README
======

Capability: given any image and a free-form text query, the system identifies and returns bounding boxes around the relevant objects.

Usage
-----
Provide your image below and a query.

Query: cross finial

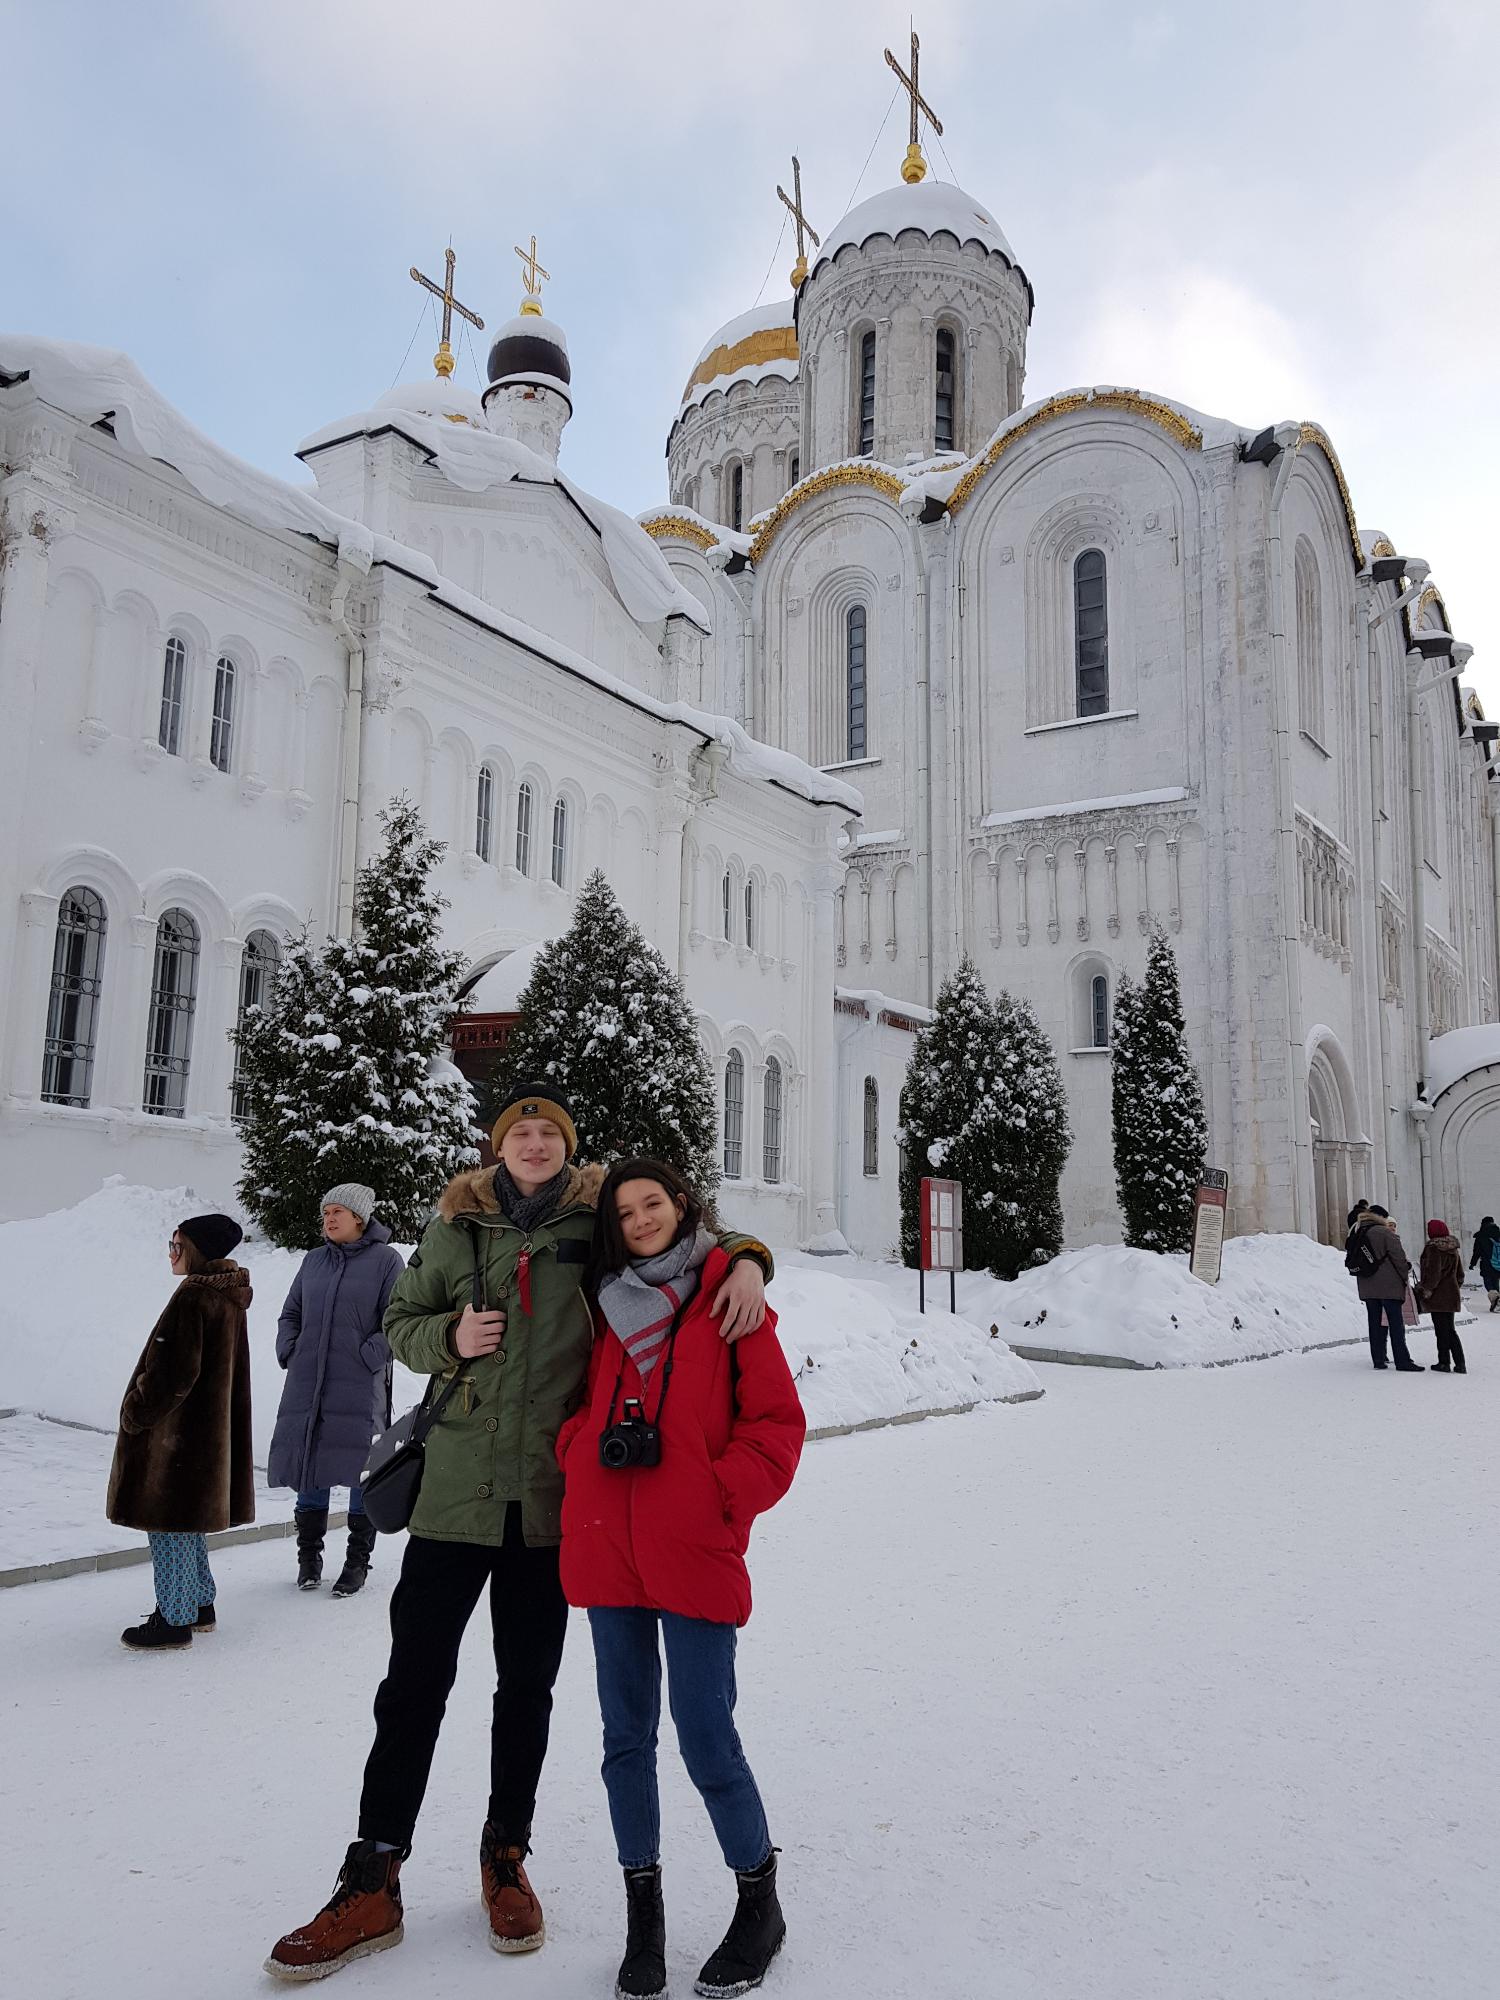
[409,244,485,380]
[776,156,821,289]
[884,29,943,184]
[514,235,551,317]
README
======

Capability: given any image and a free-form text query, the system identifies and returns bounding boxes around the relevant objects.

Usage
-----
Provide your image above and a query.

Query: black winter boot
[193,1602,216,1632]
[295,1506,328,1590]
[694,1852,785,1997]
[331,1514,377,1597]
[617,1867,667,2000]
[121,1607,192,1651]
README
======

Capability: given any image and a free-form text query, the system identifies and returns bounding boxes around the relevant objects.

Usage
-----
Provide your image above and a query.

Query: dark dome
[485,312,571,389]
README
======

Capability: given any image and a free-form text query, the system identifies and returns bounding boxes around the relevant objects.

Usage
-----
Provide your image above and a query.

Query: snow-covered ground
[2,1338,1496,1999]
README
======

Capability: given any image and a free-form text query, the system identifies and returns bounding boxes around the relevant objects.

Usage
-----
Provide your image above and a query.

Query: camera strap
[603,1295,692,1432]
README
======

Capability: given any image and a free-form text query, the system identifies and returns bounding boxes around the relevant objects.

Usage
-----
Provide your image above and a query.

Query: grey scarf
[598,1226,715,1384]
[493,1162,570,1235]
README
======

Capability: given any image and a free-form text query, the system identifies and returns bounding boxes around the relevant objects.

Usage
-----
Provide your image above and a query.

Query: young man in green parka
[266,1082,772,1982]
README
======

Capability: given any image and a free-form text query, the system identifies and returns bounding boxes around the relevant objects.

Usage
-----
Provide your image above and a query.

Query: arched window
[1091,973,1110,1049]
[789,452,800,488]
[1295,539,1324,742]
[1073,550,1109,717]
[863,1076,879,1176]
[763,1056,783,1183]
[210,655,236,772]
[551,795,569,887]
[745,879,756,952]
[158,637,186,755]
[143,908,200,1117]
[475,764,495,862]
[723,1051,745,1179]
[729,461,744,533]
[41,886,107,1107]
[935,327,956,452]
[858,331,877,456]
[846,604,868,760]
[722,868,733,941]
[515,781,534,875]
[231,929,282,1120]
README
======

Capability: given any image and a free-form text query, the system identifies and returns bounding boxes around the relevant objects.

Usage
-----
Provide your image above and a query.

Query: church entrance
[1307,1042,1370,1246]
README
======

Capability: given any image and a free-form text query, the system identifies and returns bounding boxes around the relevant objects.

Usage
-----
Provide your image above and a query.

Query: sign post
[1189,1169,1229,1285]
[919,1176,963,1313]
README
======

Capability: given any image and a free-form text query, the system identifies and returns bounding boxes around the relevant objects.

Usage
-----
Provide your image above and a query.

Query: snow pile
[1425,1023,1500,1104]
[812,178,1023,275]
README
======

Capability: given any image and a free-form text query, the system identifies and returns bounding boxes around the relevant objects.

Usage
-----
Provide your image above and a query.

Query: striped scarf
[597,1227,715,1385]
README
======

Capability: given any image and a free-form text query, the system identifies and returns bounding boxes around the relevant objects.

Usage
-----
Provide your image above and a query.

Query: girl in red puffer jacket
[556,1157,804,2000]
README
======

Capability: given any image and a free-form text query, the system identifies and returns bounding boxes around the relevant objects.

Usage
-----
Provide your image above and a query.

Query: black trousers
[1431,1312,1466,1370]
[1365,1297,1415,1368]
[358,1506,570,1850]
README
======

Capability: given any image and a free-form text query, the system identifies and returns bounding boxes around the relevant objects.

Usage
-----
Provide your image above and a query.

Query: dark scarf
[493,1162,571,1234]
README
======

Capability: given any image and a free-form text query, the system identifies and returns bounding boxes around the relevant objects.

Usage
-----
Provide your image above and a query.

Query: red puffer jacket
[556,1248,805,1626]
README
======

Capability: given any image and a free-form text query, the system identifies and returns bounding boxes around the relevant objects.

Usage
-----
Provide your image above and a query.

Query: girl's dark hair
[586,1157,716,1294]
[174,1232,207,1276]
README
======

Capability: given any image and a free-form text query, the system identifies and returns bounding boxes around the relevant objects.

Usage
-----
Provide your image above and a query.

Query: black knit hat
[491,1082,577,1159]
[178,1213,244,1262]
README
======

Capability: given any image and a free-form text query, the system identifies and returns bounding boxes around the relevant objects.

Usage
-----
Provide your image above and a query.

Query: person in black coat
[1468,1216,1499,1312]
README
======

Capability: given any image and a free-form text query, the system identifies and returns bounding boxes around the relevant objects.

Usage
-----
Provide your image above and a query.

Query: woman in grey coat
[269,1184,405,1595]
[1347,1204,1422,1371]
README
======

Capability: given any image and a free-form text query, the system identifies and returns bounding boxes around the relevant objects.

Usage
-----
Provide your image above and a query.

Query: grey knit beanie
[320,1182,376,1225]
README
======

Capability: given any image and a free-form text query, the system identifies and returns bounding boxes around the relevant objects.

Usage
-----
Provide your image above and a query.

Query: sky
[3,0,1496,697]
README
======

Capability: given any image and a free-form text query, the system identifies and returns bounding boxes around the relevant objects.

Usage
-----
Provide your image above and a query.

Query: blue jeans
[296,1485,364,1515]
[588,1606,772,1872]
[1365,1297,1415,1368]
[148,1532,214,1626]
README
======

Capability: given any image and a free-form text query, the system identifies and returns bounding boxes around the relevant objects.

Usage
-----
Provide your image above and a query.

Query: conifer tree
[234,799,478,1249]
[494,869,719,1191]
[898,957,1070,1280]
[1110,924,1207,1252]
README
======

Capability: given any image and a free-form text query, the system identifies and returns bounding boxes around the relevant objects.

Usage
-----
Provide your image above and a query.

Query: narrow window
[515,780,534,875]
[1295,539,1323,742]
[231,929,282,1120]
[158,637,186,755]
[551,795,568,887]
[846,605,868,761]
[935,327,956,452]
[863,1076,879,1176]
[1074,550,1109,717]
[210,656,236,772]
[729,462,744,533]
[143,908,200,1117]
[41,886,107,1107]
[745,879,756,952]
[475,764,495,862]
[858,331,876,456]
[723,1051,745,1179]
[762,1056,783,1183]
[789,452,800,488]
[1091,973,1110,1049]
[722,868,733,941]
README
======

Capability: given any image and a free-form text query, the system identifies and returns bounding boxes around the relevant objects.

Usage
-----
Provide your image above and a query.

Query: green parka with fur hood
[383,1162,771,1548]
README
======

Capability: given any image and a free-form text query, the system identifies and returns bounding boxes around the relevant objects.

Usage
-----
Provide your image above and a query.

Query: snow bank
[0,1183,1041,1471]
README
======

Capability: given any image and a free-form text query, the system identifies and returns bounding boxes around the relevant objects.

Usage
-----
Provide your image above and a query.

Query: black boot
[695,1852,785,1997]
[616,1867,666,2000]
[121,1607,192,1651]
[295,1506,328,1590]
[331,1514,377,1597]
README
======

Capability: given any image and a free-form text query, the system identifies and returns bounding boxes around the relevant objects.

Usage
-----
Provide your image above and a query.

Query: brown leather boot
[264,1839,404,1981]
[480,1822,545,1953]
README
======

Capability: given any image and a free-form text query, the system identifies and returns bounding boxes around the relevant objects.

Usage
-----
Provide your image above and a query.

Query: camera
[599,1398,661,1470]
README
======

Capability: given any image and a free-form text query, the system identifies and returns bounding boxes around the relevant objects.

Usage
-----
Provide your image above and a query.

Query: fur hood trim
[181,1261,253,1307]
[437,1160,606,1226]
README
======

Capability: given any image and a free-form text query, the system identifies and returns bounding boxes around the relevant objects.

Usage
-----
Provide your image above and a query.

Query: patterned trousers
[148,1532,215,1627]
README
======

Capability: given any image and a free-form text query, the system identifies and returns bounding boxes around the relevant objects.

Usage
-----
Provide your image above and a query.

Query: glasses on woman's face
[168,1237,182,1257]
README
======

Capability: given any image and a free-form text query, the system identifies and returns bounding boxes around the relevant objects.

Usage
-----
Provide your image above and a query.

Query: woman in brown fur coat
[107,1212,255,1650]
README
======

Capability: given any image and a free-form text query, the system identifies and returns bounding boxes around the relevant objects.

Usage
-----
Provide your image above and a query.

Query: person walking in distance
[1345,1203,1422,1371]
[106,1214,253,1649]
[1418,1220,1467,1373]
[264,1085,773,1982]
[268,1184,405,1597]
[1468,1214,1500,1312]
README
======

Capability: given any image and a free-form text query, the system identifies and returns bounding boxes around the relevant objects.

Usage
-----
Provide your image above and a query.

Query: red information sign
[919,1177,963,1313]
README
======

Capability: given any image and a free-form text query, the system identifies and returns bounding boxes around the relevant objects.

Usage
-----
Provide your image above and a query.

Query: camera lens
[601,1434,630,1469]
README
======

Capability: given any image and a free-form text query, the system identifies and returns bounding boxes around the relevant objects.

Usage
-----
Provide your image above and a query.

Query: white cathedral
[4,57,1499,1256]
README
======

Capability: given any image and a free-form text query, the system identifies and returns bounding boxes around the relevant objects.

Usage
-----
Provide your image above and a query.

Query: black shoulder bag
[362,1221,484,1535]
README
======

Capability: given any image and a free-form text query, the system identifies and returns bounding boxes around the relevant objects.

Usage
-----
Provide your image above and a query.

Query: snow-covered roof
[372,380,485,428]
[1425,1025,1500,1104]
[0,335,703,632]
[811,180,1023,281]
[981,785,1189,830]
[680,300,799,410]
[465,942,544,1014]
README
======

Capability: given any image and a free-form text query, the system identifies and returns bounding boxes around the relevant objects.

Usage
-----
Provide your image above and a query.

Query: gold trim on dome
[683,324,799,402]
[1369,536,1396,560]
[748,464,906,564]
[640,514,719,552]
[945,392,1204,515]
[1414,584,1449,630]
[1297,425,1365,573]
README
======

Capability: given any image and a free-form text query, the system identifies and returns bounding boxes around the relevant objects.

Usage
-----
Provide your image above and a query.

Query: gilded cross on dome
[409,245,485,380]
[776,155,821,290]
[884,29,943,184]
[514,235,551,317]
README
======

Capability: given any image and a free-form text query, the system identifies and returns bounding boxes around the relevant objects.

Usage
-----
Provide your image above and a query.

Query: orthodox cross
[409,245,484,380]
[514,235,551,315]
[777,155,821,289]
[884,30,943,184]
